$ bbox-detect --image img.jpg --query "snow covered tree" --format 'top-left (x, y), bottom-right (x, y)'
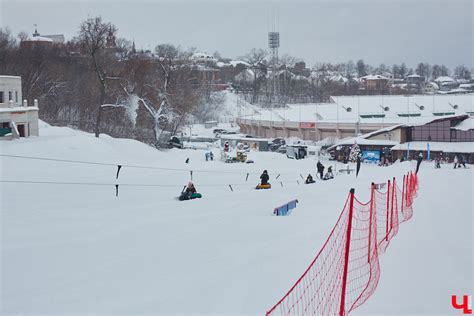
top-left (454, 65), bottom-right (471, 80)
top-left (349, 143), bottom-right (361, 162)
top-left (242, 48), bottom-right (267, 104)
top-left (399, 63), bottom-right (408, 78)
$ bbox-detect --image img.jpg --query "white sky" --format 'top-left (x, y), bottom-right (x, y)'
top-left (1, 0), bottom-right (472, 69)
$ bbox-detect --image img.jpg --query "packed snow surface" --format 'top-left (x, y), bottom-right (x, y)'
top-left (1, 123), bottom-right (472, 315)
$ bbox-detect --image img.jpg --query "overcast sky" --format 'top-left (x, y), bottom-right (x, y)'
top-left (1, 0), bottom-right (472, 69)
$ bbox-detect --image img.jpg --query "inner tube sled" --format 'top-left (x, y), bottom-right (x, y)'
top-left (256, 183), bottom-right (271, 190)
top-left (179, 192), bottom-right (203, 201)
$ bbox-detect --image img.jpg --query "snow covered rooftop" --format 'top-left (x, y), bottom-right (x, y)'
top-left (361, 75), bottom-right (389, 80)
top-left (391, 141), bottom-right (474, 153)
top-left (0, 106), bottom-right (39, 112)
top-left (452, 117), bottom-right (474, 131)
top-left (24, 36), bottom-right (53, 42)
top-left (331, 137), bottom-right (399, 148)
top-left (229, 60), bottom-right (250, 67)
top-left (240, 94), bottom-right (474, 125)
top-left (434, 76), bottom-right (455, 83)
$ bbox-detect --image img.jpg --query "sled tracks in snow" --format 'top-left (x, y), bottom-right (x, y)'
top-left (266, 172), bottom-right (418, 316)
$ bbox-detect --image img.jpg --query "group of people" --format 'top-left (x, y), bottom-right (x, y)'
top-left (433, 153), bottom-right (468, 169)
top-left (316, 161), bottom-right (334, 181)
top-left (205, 151), bottom-right (214, 161)
top-left (453, 155), bottom-right (467, 169)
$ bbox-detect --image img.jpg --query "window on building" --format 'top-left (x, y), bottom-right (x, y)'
top-left (8, 91), bottom-right (12, 101)
top-left (450, 129), bottom-right (457, 140)
top-left (0, 91), bottom-right (4, 103)
top-left (15, 91), bottom-right (18, 103)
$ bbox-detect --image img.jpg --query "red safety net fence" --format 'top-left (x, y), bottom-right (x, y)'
top-left (266, 172), bottom-right (419, 316)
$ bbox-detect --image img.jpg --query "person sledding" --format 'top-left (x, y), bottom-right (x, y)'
top-left (178, 181), bottom-right (202, 201)
top-left (256, 170), bottom-right (271, 189)
top-left (323, 166), bottom-right (334, 180)
top-left (305, 174), bottom-right (315, 184)
top-left (317, 161), bottom-right (325, 179)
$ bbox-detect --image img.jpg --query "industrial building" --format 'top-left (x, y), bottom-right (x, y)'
top-left (237, 94), bottom-right (474, 141)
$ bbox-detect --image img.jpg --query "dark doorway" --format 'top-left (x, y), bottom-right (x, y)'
top-left (18, 124), bottom-right (25, 137)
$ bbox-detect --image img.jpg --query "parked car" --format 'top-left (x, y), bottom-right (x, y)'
top-left (276, 145), bottom-right (287, 154)
top-left (286, 145), bottom-right (307, 159)
top-left (213, 128), bottom-right (227, 135)
top-left (167, 136), bottom-right (183, 149)
top-left (269, 138), bottom-right (286, 151)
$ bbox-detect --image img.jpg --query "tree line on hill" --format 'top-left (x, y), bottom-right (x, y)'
top-left (0, 16), bottom-right (471, 147)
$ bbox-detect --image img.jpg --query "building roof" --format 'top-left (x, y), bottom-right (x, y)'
top-left (391, 141), bottom-right (474, 153)
top-left (451, 117), bottom-right (474, 131)
top-left (229, 60), bottom-right (250, 67)
top-left (0, 106), bottom-right (39, 112)
top-left (437, 88), bottom-right (469, 94)
top-left (330, 137), bottom-right (399, 149)
top-left (434, 76), bottom-right (455, 83)
top-left (361, 74), bottom-right (389, 80)
top-left (425, 82), bottom-right (439, 89)
top-left (24, 36), bottom-right (53, 42)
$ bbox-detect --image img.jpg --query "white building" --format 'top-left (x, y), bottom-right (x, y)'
top-left (0, 76), bottom-right (39, 139)
top-left (237, 94), bottom-right (474, 141)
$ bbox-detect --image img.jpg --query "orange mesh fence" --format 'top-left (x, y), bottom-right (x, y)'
top-left (266, 172), bottom-right (419, 316)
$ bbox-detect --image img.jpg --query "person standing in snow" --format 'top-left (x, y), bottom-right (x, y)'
top-left (460, 155), bottom-right (467, 168)
top-left (434, 156), bottom-right (441, 169)
top-left (415, 152), bottom-right (423, 174)
top-left (224, 141), bottom-right (230, 152)
top-left (317, 161), bottom-right (325, 179)
top-left (453, 155), bottom-right (459, 169)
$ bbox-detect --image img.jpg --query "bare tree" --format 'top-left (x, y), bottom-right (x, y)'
top-left (454, 65), bottom-right (471, 80)
top-left (242, 48), bottom-right (267, 104)
top-left (78, 16), bottom-right (118, 137)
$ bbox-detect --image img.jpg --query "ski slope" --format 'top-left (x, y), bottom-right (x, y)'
top-left (1, 123), bottom-right (472, 315)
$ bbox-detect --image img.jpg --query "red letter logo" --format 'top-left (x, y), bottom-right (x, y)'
top-left (452, 295), bottom-right (472, 314)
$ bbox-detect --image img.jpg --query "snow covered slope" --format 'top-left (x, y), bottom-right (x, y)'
top-left (1, 123), bottom-right (471, 315)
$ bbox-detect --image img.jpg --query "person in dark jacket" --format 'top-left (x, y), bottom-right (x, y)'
top-left (323, 166), bottom-right (334, 180)
top-left (305, 174), bottom-right (315, 184)
top-left (260, 170), bottom-right (269, 185)
top-left (317, 161), bottom-right (325, 179)
top-left (356, 154), bottom-right (361, 177)
top-left (460, 155), bottom-right (467, 168)
top-left (415, 152), bottom-right (423, 174)
top-left (434, 156), bottom-right (441, 169)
